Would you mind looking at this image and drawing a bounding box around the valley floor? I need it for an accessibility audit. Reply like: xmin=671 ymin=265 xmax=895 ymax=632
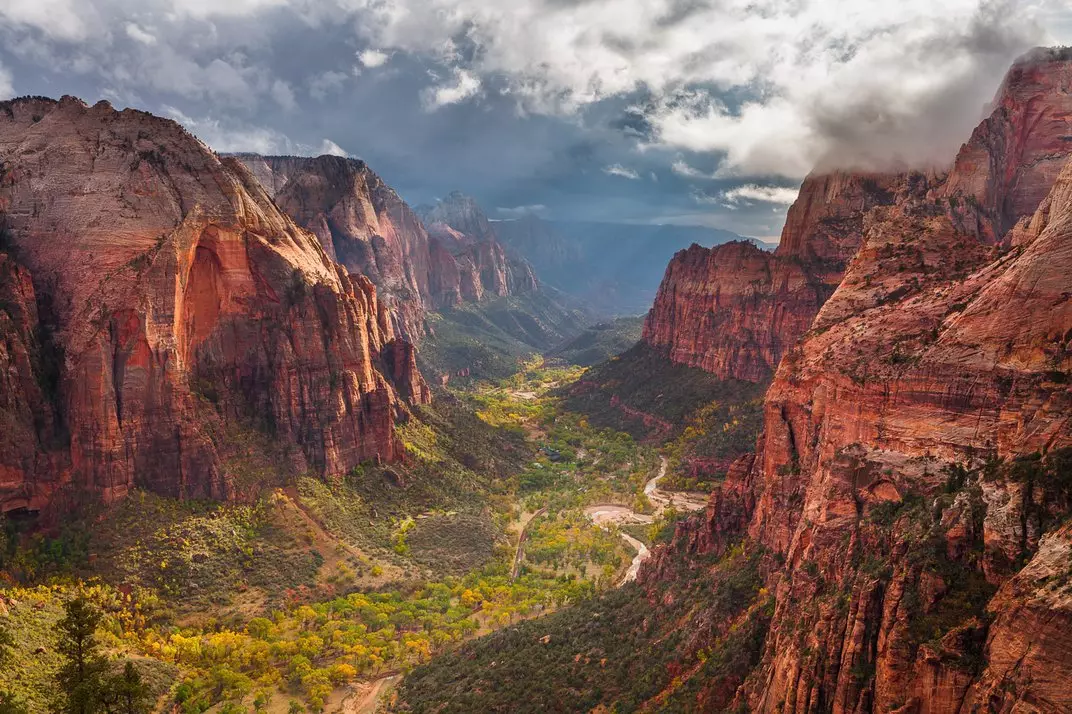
xmin=0 ymin=356 xmax=716 ymax=714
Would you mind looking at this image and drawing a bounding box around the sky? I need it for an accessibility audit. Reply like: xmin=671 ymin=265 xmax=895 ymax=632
xmin=0 ymin=1 xmax=1070 ymax=240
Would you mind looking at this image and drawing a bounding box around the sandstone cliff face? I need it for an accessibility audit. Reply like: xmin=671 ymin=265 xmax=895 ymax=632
xmin=941 ymin=47 xmax=1072 ymax=241
xmin=0 ymin=97 xmax=427 ymax=513
xmin=234 ymin=154 xmax=433 ymax=339
xmin=642 ymin=172 xmax=902 ymax=381
xmin=640 ymin=51 xmax=1072 ymax=714
xmin=418 ymin=192 xmax=538 ymax=301
xmin=239 ymin=159 xmax=539 ymax=336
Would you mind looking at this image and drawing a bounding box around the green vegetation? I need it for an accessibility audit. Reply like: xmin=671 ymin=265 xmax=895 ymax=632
xmin=393 ymin=545 xmax=772 ymax=713
xmin=547 ymin=315 xmax=644 ymax=367
xmin=1 ymin=356 xmax=663 ymax=712
xmin=563 ymin=342 xmax=766 ymax=439
xmin=663 ymin=395 xmax=765 ymax=489
xmin=418 ymin=291 xmax=588 ymax=382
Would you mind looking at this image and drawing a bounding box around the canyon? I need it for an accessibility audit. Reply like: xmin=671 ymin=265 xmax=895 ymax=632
xmin=0 ymin=40 xmax=1070 ymax=714
xmin=395 ymin=47 xmax=1072 ymax=714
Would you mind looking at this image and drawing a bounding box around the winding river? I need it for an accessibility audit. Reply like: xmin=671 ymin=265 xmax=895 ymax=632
xmin=585 ymin=456 xmax=707 ymax=584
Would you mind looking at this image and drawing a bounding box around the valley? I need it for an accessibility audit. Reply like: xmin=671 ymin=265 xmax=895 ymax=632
xmin=0 ymin=350 xmax=735 ymax=713
xmin=1 ymin=38 xmax=1072 ymax=714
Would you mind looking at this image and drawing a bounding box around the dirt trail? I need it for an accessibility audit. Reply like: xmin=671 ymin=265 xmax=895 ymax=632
xmin=341 ymin=674 xmax=398 ymax=714
xmin=278 ymin=488 xmax=402 ymax=585
xmin=584 ymin=456 xmax=707 ymax=584
xmin=510 ymin=506 xmax=548 ymax=579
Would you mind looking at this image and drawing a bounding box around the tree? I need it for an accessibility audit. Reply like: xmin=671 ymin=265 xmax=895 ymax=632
xmin=0 ymin=620 xmax=28 ymax=714
xmin=55 ymin=594 xmax=106 ymax=714
xmin=100 ymin=662 xmax=150 ymax=714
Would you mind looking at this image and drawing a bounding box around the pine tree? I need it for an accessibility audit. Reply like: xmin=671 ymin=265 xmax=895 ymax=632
xmin=100 ymin=662 xmax=150 ymax=714
xmin=0 ymin=620 xmax=28 ymax=714
xmin=55 ymin=595 xmax=106 ymax=714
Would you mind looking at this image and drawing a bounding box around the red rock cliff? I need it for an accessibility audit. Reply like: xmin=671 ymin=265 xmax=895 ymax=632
xmin=237 ymin=158 xmax=539 ymax=335
xmin=642 ymin=172 xmax=902 ymax=381
xmin=418 ymin=192 xmax=539 ymax=301
xmin=941 ymin=47 xmax=1072 ymax=241
xmin=0 ymin=97 xmax=428 ymax=514
xmin=642 ymin=50 xmax=1072 ymax=714
xmin=235 ymin=154 xmax=434 ymax=338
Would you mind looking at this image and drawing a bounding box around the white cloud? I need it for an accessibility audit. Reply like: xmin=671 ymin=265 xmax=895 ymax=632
xmin=0 ymin=0 xmax=88 ymax=41
xmin=355 ymin=0 xmax=1054 ymax=177
xmin=497 ymin=204 xmax=547 ymax=217
xmin=358 ymin=49 xmax=390 ymax=68
xmin=0 ymin=0 xmax=1064 ymax=183
xmin=720 ymin=184 xmax=800 ymax=206
xmin=421 ymin=69 xmax=481 ymax=108
xmin=603 ymin=163 xmax=640 ymax=180
xmin=124 ymin=23 xmax=156 ymax=46
xmin=671 ymin=159 xmax=717 ymax=180
xmin=270 ymin=79 xmax=296 ymax=110
xmin=318 ymin=139 xmax=349 ymax=157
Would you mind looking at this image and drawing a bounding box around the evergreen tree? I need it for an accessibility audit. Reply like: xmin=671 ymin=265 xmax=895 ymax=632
xmin=55 ymin=595 xmax=106 ymax=714
xmin=0 ymin=620 xmax=28 ymax=714
xmin=100 ymin=662 xmax=150 ymax=714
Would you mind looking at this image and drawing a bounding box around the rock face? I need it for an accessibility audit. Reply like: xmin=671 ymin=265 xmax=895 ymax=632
xmin=643 ymin=49 xmax=1072 ymax=384
xmin=642 ymin=172 xmax=902 ymax=381
xmin=235 ymin=154 xmax=435 ymax=339
xmin=0 ymin=97 xmax=428 ymax=514
xmin=236 ymin=161 xmax=539 ymax=337
xmin=941 ymin=47 xmax=1072 ymax=241
xmin=640 ymin=49 xmax=1072 ymax=714
xmin=417 ymin=192 xmax=538 ymax=302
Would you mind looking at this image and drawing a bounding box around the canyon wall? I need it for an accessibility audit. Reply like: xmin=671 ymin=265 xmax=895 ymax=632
xmin=642 ymin=172 xmax=902 ymax=381
xmin=417 ymin=191 xmax=538 ymax=302
xmin=643 ymin=48 xmax=1072 ymax=714
xmin=236 ymin=159 xmax=539 ymax=340
xmin=0 ymin=97 xmax=428 ymax=514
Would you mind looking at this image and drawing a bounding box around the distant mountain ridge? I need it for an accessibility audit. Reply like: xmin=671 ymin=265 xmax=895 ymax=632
xmin=494 ymin=215 xmax=750 ymax=316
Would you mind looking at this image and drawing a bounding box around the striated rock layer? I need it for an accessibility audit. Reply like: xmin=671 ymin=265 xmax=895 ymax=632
xmin=642 ymin=172 xmax=902 ymax=381
xmin=0 ymin=97 xmax=428 ymax=514
xmin=235 ymin=154 xmax=436 ymax=339
xmin=234 ymin=159 xmax=541 ymax=340
xmin=643 ymin=48 xmax=1072 ymax=385
xmin=641 ymin=49 xmax=1072 ymax=714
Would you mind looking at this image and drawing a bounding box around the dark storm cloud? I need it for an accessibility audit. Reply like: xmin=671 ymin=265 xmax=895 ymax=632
xmin=0 ymin=0 xmax=1068 ymax=240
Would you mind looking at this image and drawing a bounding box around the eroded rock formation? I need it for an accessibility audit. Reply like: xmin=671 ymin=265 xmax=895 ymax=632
xmin=641 ymin=48 xmax=1072 ymax=714
xmin=642 ymin=172 xmax=903 ymax=381
xmin=0 ymin=97 xmax=427 ymax=513
xmin=236 ymin=159 xmax=540 ymax=337
xmin=418 ymin=191 xmax=538 ymax=302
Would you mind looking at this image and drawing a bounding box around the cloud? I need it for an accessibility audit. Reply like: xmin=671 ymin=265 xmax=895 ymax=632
xmin=318 ymin=138 xmax=349 ymax=157
xmin=720 ymin=184 xmax=800 ymax=206
xmin=358 ymin=49 xmax=390 ymax=68
xmin=163 ymin=106 xmax=345 ymax=157
xmin=124 ymin=23 xmax=157 ymax=46
xmin=309 ymin=70 xmax=349 ymax=99
xmin=496 ymin=204 xmax=547 ymax=217
xmin=603 ymin=163 xmax=640 ymax=180
xmin=422 ymin=68 xmax=481 ymax=108
xmin=355 ymin=0 xmax=1052 ymax=177
xmin=0 ymin=63 xmax=12 ymax=98
xmin=671 ymin=159 xmax=717 ymax=180
xmin=0 ymin=0 xmax=1066 ymax=232
xmin=271 ymin=79 xmax=296 ymax=110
